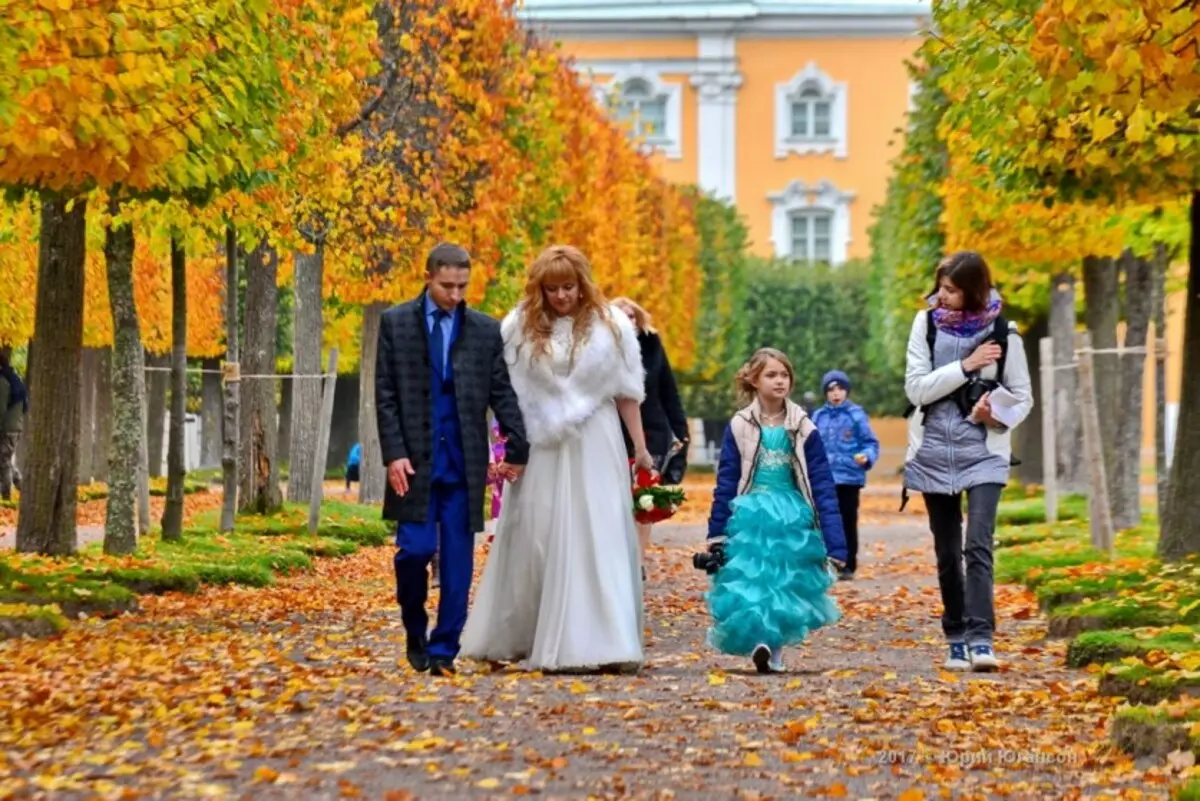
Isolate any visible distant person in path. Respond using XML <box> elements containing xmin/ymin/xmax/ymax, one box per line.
<box><xmin>902</xmin><ymin>251</ymin><xmax>1032</xmax><ymax>673</ymax></box>
<box><xmin>345</xmin><ymin>442</ymin><xmax>361</xmax><ymax>492</ymax></box>
<box><xmin>812</xmin><ymin>370</ymin><xmax>880</xmax><ymax>581</ymax></box>
<box><xmin>0</xmin><ymin>347</ymin><xmax>26</xmax><ymax>501</ymax></box>
<box><xmin>375</xmin><ymin>243</ymin><xmax>529</xmax><ymax>678</ymax></box>
<box><xmin>612</xmin><ymin>297</ymin><xmax>689</xmax><ymax>579</ymax></box>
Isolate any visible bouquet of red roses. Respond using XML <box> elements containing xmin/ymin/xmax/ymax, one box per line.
<box><xmin>630</xmin><ymin>464</ymin><xmax>686</xmax><ymax>524</ymax></box>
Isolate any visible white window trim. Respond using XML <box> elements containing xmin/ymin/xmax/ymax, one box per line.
<box><xmin>774</xmin><ymin>62</ymin><xmax>848</xmax><ymax>160</ymax></box>
<box><xmin>591</xmin><ymin>67</ymin><xmax>683</xmax><ymax>160</ymax></box>
<box><xmin>768</xmin><ymin>179</ymin><xmax>855</xmax><ymax>265</ymax></box>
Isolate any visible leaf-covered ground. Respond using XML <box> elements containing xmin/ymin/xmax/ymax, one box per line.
<box><xmin>0</xmin><ymin>502</ymin><xmax>1187</xmax><ymax>799</ymax></box>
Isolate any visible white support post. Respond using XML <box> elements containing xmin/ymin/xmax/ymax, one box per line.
<box><xmin>308</xmin><ymin>349</ymin><xmax>339</xmax><ymax>535</ymax></box>
<box><xmin>1039</xmin><ymin>337</ymin><xmax>1058</xmax><ymax>524</ymax></box>
<box><xmin>1076</xmin><ymin>332</ymin><xmax>1115</xmax><ymax>554</ymax></box>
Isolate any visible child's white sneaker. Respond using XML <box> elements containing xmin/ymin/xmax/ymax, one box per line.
<box><xmin>943</xmin><ymin>641</ymin><xmax>971</xmax><ymax>671</ymax></box>
<box><xmin>752</xmin><ymin>644</ymin><xmax>785</xmax><ymax>674</ymax></box>
<box><xmin>969</xmin><ymin>642</ymin><xmax>999</xmax><ymax>672</ymax></box>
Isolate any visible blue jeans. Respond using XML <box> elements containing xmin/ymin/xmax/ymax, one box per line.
<box><xmin>393</xmin><ymin>481</ymin><xmax>473</xmax><ymax>660</ymax></box>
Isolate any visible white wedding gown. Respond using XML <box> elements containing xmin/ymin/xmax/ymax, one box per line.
<box><xmin>461</xmin><ymin>311</ymin><xmax>645</xmax><ymax>672</ymax></box>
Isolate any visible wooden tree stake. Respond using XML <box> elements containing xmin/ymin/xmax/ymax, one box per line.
<box><xmin>1039</xmin><ymin>337</ymin><xmax>1058</xmax><ymax>524</ymax></box>
<box><xmin>1076</xmin><ymin>331</ymin><xmax>1115</xmax><ymax>554</ymax></box>
<box><xmin>309</xmin><ymin>349</ymin><xmax>339</xmax><ymax>535</ymax></box>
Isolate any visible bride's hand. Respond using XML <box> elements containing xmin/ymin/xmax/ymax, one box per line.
<box><xmin>634</xmin><ymin>448</ymin><xmax>655</xmax><ymax>473</ymax></box>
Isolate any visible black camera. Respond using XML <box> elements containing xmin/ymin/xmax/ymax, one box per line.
<box><xmin>692</xmin><ymin>541</ymin><xmax>726</xmax><ymax>575</ymax></box>
<box><xmin>954</xmin><ymin>376</ymin><xmax>1000</xmax><ymax>418</ymax></box>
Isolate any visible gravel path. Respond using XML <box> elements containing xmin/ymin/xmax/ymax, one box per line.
<box><xmin>0</xmin><ymin>510</ymin><xmax>1173</xmax><ymax>799</ymax></box>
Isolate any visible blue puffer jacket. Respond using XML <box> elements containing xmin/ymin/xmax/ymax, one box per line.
<box><xmin>812</xmin><ymin>400</ymin><xmax>879</xmax><ymax>487</ymax></box>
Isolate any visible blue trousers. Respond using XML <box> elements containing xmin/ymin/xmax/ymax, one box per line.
<box><xmin>393</xmin><ymin>481</ymin><xmax>473</xmax><ymax>660</ymax></box>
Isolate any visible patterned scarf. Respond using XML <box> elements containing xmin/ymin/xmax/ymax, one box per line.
<box><xmin>929</xmin><ymin>290</ymin><xmax>1003</xmax><ymax>338</ymax></box>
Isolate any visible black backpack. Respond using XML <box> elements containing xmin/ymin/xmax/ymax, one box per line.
<box><xmin>903</xmin><ymin>309</ymin><xmax>1009</xmax><ymax>424</ymax></box>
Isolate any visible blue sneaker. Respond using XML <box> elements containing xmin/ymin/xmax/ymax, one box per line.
<box><xmin>969</xmin><ymin>643</ymin><xmax>999</xmax><ymax>672</ymax></box>
<box><xmin>944</xmin><ymin>641</ymin><xmax>970</xmax><ymax>671</ymax></box>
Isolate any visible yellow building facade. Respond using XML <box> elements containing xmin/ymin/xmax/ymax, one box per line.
<box><xmin>519</xmin><ymin>0</ymin><xmax>929</xmax><ymax>261</ymax></box>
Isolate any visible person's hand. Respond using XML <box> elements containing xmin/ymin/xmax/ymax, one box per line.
<box><xmin>502</xmin><ymin>463</ymin><xmax>525</xmax><ymax>482</ymax></box>
<box><xmin>388</xmin><ymin>459</ymin><xmax>415</xmax><ymax>496</ymax></box>
<box><xmin>853</xmin><ymin>453</ymin><xmax>869</xmax><ymax>466</ymax></box>
<box><xmin>970</xmin><ymin>392</ymin><xmax>995</xmax><ymax>426</ymax></box>
<box><xmin>633</xmin><ymin>447</ymin><xmax>655</xmax><ymax>473</ymax></box>
<box><xmin>962</xmin><ymin>341</ymin><xmax>1003</xmax><ymax>373</ymax></box>
<box><xmin>669</xmin><ymin>438</ymin><xmax>688</xmax><ymax>454</ymax></box>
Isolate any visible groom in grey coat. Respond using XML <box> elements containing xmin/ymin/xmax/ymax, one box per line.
<box><xmin>375</xmin><ymin>243</ymin><xmax>529</xmax><ymax>676</ymax></box>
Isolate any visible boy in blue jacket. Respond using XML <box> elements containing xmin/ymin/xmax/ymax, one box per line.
<box><xmin>812</xmin><ymin>370</ymin><xmax>879</xmax><ymax>580</ymax></box>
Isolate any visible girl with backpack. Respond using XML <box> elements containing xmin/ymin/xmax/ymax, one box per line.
<box><xmin>903</xmin><ymin>251</ymin><xmax>1033</xmax><ymax>672</ymax></box>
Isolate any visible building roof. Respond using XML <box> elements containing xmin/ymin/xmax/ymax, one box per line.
<box><xmin>517</xmin><ymin>0</ymin><xmax>931</xmax><ymax>23</ymax></box>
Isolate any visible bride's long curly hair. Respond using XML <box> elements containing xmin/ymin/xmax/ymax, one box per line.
<box><xmin>519</xmin><ymin>245</ymin><xmax>619</xmax><ymax>365</ymax></box>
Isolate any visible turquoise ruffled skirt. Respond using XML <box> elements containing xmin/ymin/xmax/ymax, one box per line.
<box><xmin>706</xmin><ymin>487</ymin><xmax>840</xmax><ymax>655</ymax></box>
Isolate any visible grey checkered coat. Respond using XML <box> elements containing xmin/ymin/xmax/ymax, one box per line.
<box><xmin>375</xmin><ymin>292</ymin><xmax>529</xmax><ymax>532</ymax></box>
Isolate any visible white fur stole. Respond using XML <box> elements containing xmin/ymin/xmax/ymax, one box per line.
<box><xmin>501</xmin><ymin>303</ymin><xmax>645</xmax><ymax>446</ymax></box>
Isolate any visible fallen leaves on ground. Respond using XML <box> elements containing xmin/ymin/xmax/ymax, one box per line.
<box><xmin>0</xmin><ymin>507</ymin><xmax>1182</xmax><ymax>799</ymax></box>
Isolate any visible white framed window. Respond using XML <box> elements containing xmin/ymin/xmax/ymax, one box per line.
<box><xmin>615</xmin><ymin>78</ymin><xmax>668</xmax><ymax>141</ymax></box>
<box><xmin>768</xmin><ymin>179</ymin><xmax>855</xmax><ymax>265</ymax></box>
<box><xmin>591</xmin><ymin>68</ymin><xmax>683</xmax><ymax>160</ymax></box>
<box><xmin>789</xmin><ymin>211</ymin><xmax>834</xmax><ymax>264</ymax></box>
<box><xmin>775</xmin><ymin>62</ymin><xmax>848</xmax><ymax>159</ymax></box>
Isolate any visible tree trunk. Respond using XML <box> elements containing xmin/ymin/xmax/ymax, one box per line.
<box><xmin>16</xmin><ymin>194</ymin><xmax>86</xmax><ymax>556</ymax></box>
<box><xmin>1112</xmin><ymin>251</ymin><xmax>1152</xmax><ymax>529</ymax></box>
<box><xmin>277</xmin><ymin>377</ymin><xmax>293</xmax><ymax>470</ymax></box>
<box><xmin>137</xmin><ymin>357</ymin><xmax>151</xmax><ymax>534</ymax></box>
<box><xmin>103</xmin><ymin>203</ymin><xmax>145</xmax><ymax>555</ymax></box>
<box><xmin>146</xmin><ymin>351</ymin><xmax>169</xmax><ymax>478</ymax></box>
<box><xmin>200</xmin><ymin>357</ymin><xmax>222</xmax><ymax>468</ymax></box>
<box><xmin>92</xmin><ymin>347</ymin><xmax>112</xmax><ymax>483</ymax></box>
<box><xmin>1049</xmin><ymin>271</ymin><xmax>1085</xmax><ymax>493</ymax></box>
<box><xmin>239</xmin><ymin>239</ymin><xmax>282</xmax><ymax>515</ymax></box>
<box><xmin>1081</xmin><ymin>255</ymin><xmax>1121</xmax><ymax>512</ymax></box>
<box><xmin>1153</xmin><ymin>244</ymin><xmax>1169</xmax><ymax>526</ymax></box>
<box><xmin>161</xmin><ymin>238</ymin><xmax>188</xmax><ymax>540</ymax></box>
<box><xmin>287</xmin><ymin>245</ymin><xmax>326</xmax><ymax>504</ymax></box>
<box><xmin>1014</xmin><ymin>315</ymin><xmax>1047</xmax><ymax>485</ymax></box>
<box><xmin>358</xmin><ymin>301</ymin><xmax>386</xmax><ymax>505</ymax></box>
<box><xmin>220</xmin><ymin>228</ymin><xmax>240</xmax><ymax>532</ymax></box>
<box><xmin>1160</xmin><ymin>191</ymin><xmax>1200</xmax><ymax>560</ymax></box>
<box><xmin>78</xmin><ymin>347</ymin><xmax>98</xmax><ymax>483</ymax></box>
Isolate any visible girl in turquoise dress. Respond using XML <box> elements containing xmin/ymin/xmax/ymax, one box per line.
<box><xmin>704</xmin><ymin>348</ymin><xmax>848</xmax><ymax>673</ymax></box>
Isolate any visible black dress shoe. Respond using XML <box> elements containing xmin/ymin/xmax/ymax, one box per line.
<box><xmin>429</xmin><ymin>658</ymin><xmax>456</xmax><ymax>677</ymax></box>
<box><xmin>837</xmin><ymin>570</ymin><xmax>855</xmax><ymax>581</ymax></box>
<box><xmin>406</xmin><ymin>639</ymin><xmax>430</xmax><ymax>673</ymax></box>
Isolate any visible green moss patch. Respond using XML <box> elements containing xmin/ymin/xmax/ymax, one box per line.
<box><xmin>1047</xmin><ymin>590</ymin><xmax>1200</xmax><ymax>638</ymax></box>
<box><xmin>187</xmin><ymin>500</ymin><xmax>391</xmax><ymax>547</ymax></box>
<box><xmin>0</xmin><ymin>561</ymin><xmax>138</xmax><ymax>618</ymax></box>
<box><xmin>1067</xmin><ymin>626</ymin><xmax>1200</xmax><ymax>668</ymax></box>
<box><xmin>1174</xmin><ymin>778</ymin><xmax>1200</xmax><ymax>801</ymax></box>
<box><xmin>1111</xmin><ymin>701</ymin><xmax>1200</xmax><ymax>760</ymax></box>
<box><xmin>0</xmin><ymin>602</ymin><xmax>69</xmax><ymax>640</ymax></box>
<box><xmin>0</xmin><ymin>499</ymin><xmax>388</xmax><ymax>638</ymax></box>
<box><xmin>995</xmin><ymin>493</ymin><xmax>1088</xmax><ymax>527</ymax></box>
<box><xmin>1099</xmin><ymin>660</ymin><xmax>1200</xmax><ymax>705</ymax></box>
<box><xmin>995</xmin><ymin>524</ymin><xmax>1158</xmax><ymax>587</ymax></box>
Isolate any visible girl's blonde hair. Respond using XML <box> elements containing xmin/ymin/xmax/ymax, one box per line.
<box><xmin>611</xmin><ymin>297</ymin><xmax>656</xmax><ymax>335</ymax></box>
<box><xmin>734</xmin><ymin>347</ymin><xmax>796</xmax><ymax>405</ymax></box>
<box><xmin>519</xmin><ymin>245</ymin><xmax>619</xmax><ymax>363</ymax></box>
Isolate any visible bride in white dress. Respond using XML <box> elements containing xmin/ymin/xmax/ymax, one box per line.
<box><xmin>460</xmin><ymin>245</ymin><xmax>655</xmax><ymax>672</ymax></box>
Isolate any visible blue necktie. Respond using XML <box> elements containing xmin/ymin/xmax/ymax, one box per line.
<box><xmin>431</xmin><ymin>309</ymin><xmax>449</xmax><ymax>379</ymax></box>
